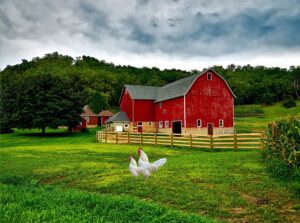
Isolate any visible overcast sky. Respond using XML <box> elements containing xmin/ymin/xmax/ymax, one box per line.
<box><xmin>1</xmin><ymin>0</ymin><xmax>300</xmax><ymax>70</ymax></box>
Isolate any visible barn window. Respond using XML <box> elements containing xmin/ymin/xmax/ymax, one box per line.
<box><xmin>148</xmin><ymin>122</ymin><xmax>152</xmax><ymax>126</ymax></box>
<box><xmin>124</xmin><ymin>123</ymin><xmax>129</xmax><ymax>129</ymax></box>
<box><xmin>160</xmin><ymin>102</ymin><xmax>163</xmax><ymax>108</ymax></box>
<box><xmin>207</xmin><ymin>72</ymin><xmax>212</xmax><ymax>80</ymax></box>
<box><xmin>165</xmin><ymin>121</ymin><xmax>169</xmax><ymax>128</ymax></box>
<box><xmin>219</xmin><ymin>119</ymin><xmax>224</xmax><ymax>128</ymax></box>
<box><xmin>159</xmin><ymin>121</ymin><xmax>163</xmax><ymax>128</ymax></box>
<box><xmin>197</xmin><ymin>119</ymin><xmax>202</xmax><ymax>128</ymax></box>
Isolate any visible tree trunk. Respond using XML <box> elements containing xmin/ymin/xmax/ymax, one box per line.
<box><xmin>42</xmin><ymin>126</ymin><xmax>46</xmax><ymax>135</ymax></box>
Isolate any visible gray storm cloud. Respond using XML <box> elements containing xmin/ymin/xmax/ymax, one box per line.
<box><xmin>0</xmin><ymin>0</ymin><xmax>300</xmax><ymax>69</ymax></box>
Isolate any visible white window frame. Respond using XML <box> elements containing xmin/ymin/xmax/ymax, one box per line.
<box><xmin>159</xmin><ymin>121</ymin><xmax>163</xmax><ymax>128</ymax></box>
<box><xmin>219</xmin><ymin>119</ymin><xmax>224</xmax><ymax>128</ymax></box>
<box><xmin>207</xmin><ymin>72</ymin><xmax>212</xmax><ymax>80</ymax></box>
<box><xmin>197</xmin><ymin>119</ymin><xmax>202</xmax><ymax>128</ymax></box>
<box><xmin>124</xmin><ymin>123</ymin><xmax>129</xmax><ymax>129</ymax></box>
<box><xmin>160</xmin><ymin>102</ymin><xmax>163</xmax><ymax>108</ymax></box>
<box><xmin>165</xmin><ymin>121</ymin><xmax>169</xmax><ymax>128</ymax></box>
<box><xmin>148</xmin><ymin>122</ymin><xmax>152</xmax><ymax>126</ymax></box>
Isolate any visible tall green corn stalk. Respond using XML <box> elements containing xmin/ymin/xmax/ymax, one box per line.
<box><xmin>264</xmin><ymin>116</ymin><xmax>300</xmax><ymax>169</ymax></box>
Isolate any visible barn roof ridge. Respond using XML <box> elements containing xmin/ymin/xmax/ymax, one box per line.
<box><xmin>120</xmin><ymin>68</ymin><xmax>236</xmax><ymax>103</ymax></box>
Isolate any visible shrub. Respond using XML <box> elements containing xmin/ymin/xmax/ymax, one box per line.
<box><xmin>260</xmin><ymin>93</ymin><xmax>276</xmax><ymax>105</ymax></box>
<box><xmin>263</xmin><ymin>116</ymin><xmax>300</xmax><ymax>180</ymax></box>
<box><xmin>282</xmin><ymin>98</ymin><xmax>296</xmax><ymax>108</ymax></box>
<box><xmin>234</xmin><ymin>105</ymin><xmax>264</xmax><ymax>117</ymax></box>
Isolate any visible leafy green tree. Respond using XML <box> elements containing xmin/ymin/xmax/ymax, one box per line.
<box><xmin>90</xmin><ymin>91</ymin><xmax>109</xmax><ymax>114</ymax></box>
<box><xmin>13</xmin><ymin>73</ymin><xmax>85</xmax><ymax>134</ymax></box>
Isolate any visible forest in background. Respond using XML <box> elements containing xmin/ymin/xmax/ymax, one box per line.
<box><xmin>1</xmin><ymin>52</ymin><xmax>299</xmax><ymax>113</ymax></box>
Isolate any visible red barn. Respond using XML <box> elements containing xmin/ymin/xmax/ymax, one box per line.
<box><xmin>116</xmin><ymin>69</ymin><xmax>235</xmax><ymax>135</ymax></box>
<box><xmin>98</xmin><ymin>110</ymin><xmax>114</xmax><ymax>126</ymax></box>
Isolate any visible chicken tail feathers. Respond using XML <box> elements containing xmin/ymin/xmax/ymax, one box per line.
<box><xmin>153</xmin><ymin>158</ymin><xmax>167</xmax><ymax>168</ymax></box>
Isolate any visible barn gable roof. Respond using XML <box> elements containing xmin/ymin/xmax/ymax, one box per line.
<box><xmin>119</xmin><ymin>69</ymin><xmax>236</xmax><ymax>103</ymax></box>
<box><xmin>106</xmin><ymin>111</ymin><xmax>129</xmax><ymax>123</ymax></box>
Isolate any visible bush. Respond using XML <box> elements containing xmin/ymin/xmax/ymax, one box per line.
<box><xmin>282</xmin><ymin>98</ymin><xmax>296</xmax><ymax>108</ymax></box>
<box><xmin>234</xmin><ymin>105</ymin><xmax>263</xmax><ymax>117</ymax></box>
<box><xmin>260</xmin><ymin>93</ymin><xmax>276</xmax><ymax>105</ymax></box>
<box><xmin>263</xmin><ymin>116</ymin><xmax>300</xmax><ymax>180</ymax></box>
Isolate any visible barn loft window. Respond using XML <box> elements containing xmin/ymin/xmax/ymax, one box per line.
<box><xmin>160</xmin><ymin>102</ymin><xmax>163</xmax><ymax>108</ymax></box>
<box><xmin>159</xmin><ymin>121</ymin><xmax>163</xmax><ymax>128</ymax></box>
<box><xmin>219</xmin><ymin>119</ymin><xmax>224</xmax><ymax>128</ymax></box>
<box><xmin>207</xmin><ymin>72</ymin><xmax>212</xmax><ymax>80</ymax></box>
<box><xmin>197</xmin><ymin>119</ymin><xmax>202</xmax><ymax>128</ymax></box>
<box><xmin>165</xmin><ymin>121</ymin><xmax>169</xmax><ymax>128</ymax></box>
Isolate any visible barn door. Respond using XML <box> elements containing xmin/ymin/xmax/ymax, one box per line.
<box><xmin>172</xmin><ymin>121</ymin><xmax>182</xmax><ymax>134</ymax></box>
<box><xmin>207</xmin><ymin>123</ymin><xmax>214</xmax><ymax>135</ymax></box>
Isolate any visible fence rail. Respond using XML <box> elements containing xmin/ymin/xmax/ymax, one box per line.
<box><xmin>96</xmin><ymin>131</ymin><xmax>265</xmax><ymax>150</ymax></box>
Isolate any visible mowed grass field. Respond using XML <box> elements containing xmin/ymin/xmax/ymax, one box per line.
<box><xmin>1</xmin><ymin>126</ymin><xmax>300</xmax><ymax>223</ymax></box>
<box><xmin>235</xmin><ymin>102</ymin><xmax>300</xmax><ymax>133</ymax></box>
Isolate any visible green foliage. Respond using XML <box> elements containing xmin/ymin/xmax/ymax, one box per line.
<box><xmin>282</xmin><ymin>97</ymin><xmax>297</xmax><ymax>108</ymax></box>
<box><xmin>1</xmin><ymin>52</ymin><xmax>300</xmax><ymax>109</ymax></box>
<box><xmin>263</xmin><ymin>116</ymin><xmax>300</xmax><ymax>180</ymax></box>
<box><xmin>12</xmin><ymin>73</ymin><xmax>85</xmax><ymax>134</ymax></box>
<box><xmin>90</xmin><ymin>91</ymin><xmax>109</xmax><ymax>114</ymax></box>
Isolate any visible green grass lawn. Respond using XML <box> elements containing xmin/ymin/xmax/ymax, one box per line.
<box><xmin>235</xmin><ymin>102</ymin><xmax>300</xmax><ymax>133</ymax></box>
<box><xmin>0</xmin><ymin>128</ymin><xmax>299</xmax><ymax>223</ymax></box>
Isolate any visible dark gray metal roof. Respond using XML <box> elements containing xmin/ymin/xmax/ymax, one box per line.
<box><xmin>124</xmin><ymin>85</ymin><xmax>158</xmax><ymax>100</ymax></box>
<box><xmin>155</xmin><ymin>73</ymin><xmax>199</xmax><ymax>102</ymax></box>
<box><xmin>119</xmin><ymin>69</ymin><xmax>236</xmax><ymax>103</ymax></box>
<box><xmin>105</xmin><ymin>111</ymin><xmax>129</xmax><ymax>123</ymax></box>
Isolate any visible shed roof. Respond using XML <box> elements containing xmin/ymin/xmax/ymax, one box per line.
<box><xmin>81</xmin><ymin>110</ymin><xmax>97</xmax><ymax>117</ymax></box>
<box><xmin>106</xmin><ymin>111</ymin><xmax>129</xmax><ymax>123</ymax></box>
<box><xmin>98</xmin><ymin>110</ymin><xmax>114</xmax><ymax>117</ymax></box>
<box><xmin>119</xmin><ymin>69</ymin><xmax>236</xmax><ymax>103</ymax></box>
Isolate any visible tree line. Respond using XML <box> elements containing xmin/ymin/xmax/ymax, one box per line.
<box><xmin>0</xmin><ymin>52</ymin><xmax>299</xmax><ymax>133</ymax></box>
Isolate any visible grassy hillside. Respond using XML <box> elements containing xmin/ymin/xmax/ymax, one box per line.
<box><xmin>1</xmin><ymin>128</ymin><xmax>299</xmax><ymax>222</ymax></box>
<box><xmin>235</xmin><ymin>102</ymin><xmax>300</xmax><ymax>133</ymax></box>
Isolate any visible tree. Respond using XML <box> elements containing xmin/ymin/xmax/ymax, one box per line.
<box><xmin>90</xmin><ymin>91</ymin><xmax>109</xmax><ymax>114</ymax></box>
<box><xmin>13</xmin><ymin>73</ymin><xmax>85</xmax><ymax>134</ymax></box>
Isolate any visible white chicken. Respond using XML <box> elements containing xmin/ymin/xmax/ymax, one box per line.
<box><xmin>137</xmin><ymin>148</ymin><xmax>167</xmax><ymax>173</ymax></box>
<box><xmin>128</xmin><ymin>156</ymin><xmax>150</xmax><ymax>178</ymax></box>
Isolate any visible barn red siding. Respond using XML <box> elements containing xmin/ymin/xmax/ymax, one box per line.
<box><xmin>87</xmin><ymin>116</ymin><xmax>98</xmax><ymax>125</ymax></box>
<box><xmin>101</xmin><ymin>116</ymin><xmax>109</xmax><ymax>125</ymax></box>
<box><xmin>120</xmin><ymin>89</ymin><xmax>133</xmax><ymax>121</ymax></box>
<box><xmin>185</xmin><ymin>71</ymin><xmax>233</xmax><ymax>128</ymax></box>
<box><xmin>154</xmin><ymin>97</ymin><xmax>184</xmax><ymax>127</ymax></box>
<box><xmin>134</xmin><ymin>100</ymin><xmax>155</xmax><ymax>121</ymax></box>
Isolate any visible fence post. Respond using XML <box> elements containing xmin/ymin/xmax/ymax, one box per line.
<box><xmin>234</xmin><ymin>133</ymin><xmax>237</xmax><ymax>149</ymax></box>
<box><xmin>210</xmin><ymin>135</ymin><xmax>213</xmax><ymax>151</ymax></box>
<box><xmin>189</xmin><ymin>134</ymin><xmax>192</xmax><ymax>148</ymax></box>
<box><xmin>127</xmin><ymin>131</ymin><xmax>130</xmax><ymax>144</ymax></box>
<box><xmin>105</xmin><ymin>131</ymin><xmax>107</xmax><ymax>144</ymax></box>
<box><xmin>115</xmin><ymin>132</ymin><xmax>118</xmax><ymax>144</ymax></box>
<box><xmin>155</xmin><ymin>133</ymin><xmax>157</xmax><ymax>146</ymax></box>
<box><xmin>170</xmin><ymin>133</ymin><xmax>173</xmax><ymax>147</ymax></box>
<box><xmin>140</xmin><ymin>133</ymin><xmax>143</xmax><ymax>145</ymax></box>
<box><xmin>260</xmin><ymin>133</ymin><xmax>264</xmax><ymax>149</ymax></box>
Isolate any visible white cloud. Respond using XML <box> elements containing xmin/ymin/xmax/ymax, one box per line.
<box><xmin>0</xmin><ymin>0</ymin><xmax>300</xmax><ymax>70</ymax></box>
